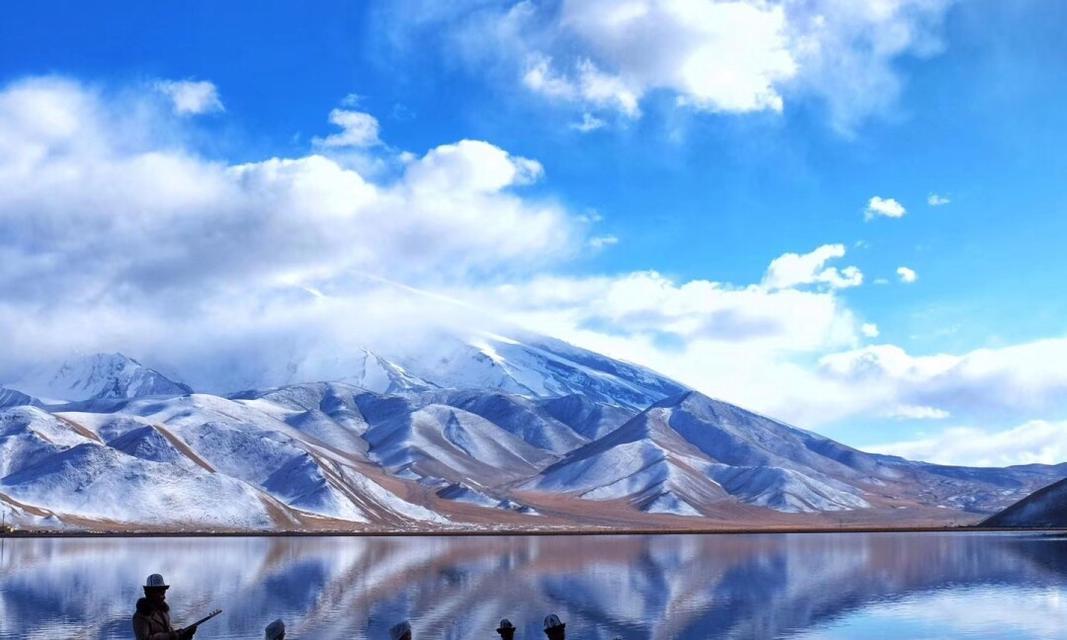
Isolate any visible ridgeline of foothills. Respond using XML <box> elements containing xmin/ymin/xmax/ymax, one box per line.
<box><xmin>0</xmin><ymin>331</ymin><xmax>1062</xmax><ymax>532</ymax></box>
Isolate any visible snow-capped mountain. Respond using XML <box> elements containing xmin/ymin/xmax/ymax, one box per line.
<box><xmin>1</xmin><ymin>346</ymin><xmax>1064</xmax><ymax>532</ymax></box>
<box><xmin>6</xmin><ymin>353</ymin><xmax>191</xmax><ymax>403</ymax></box>
<box><xmin>190</xmin><ymin>331</ymin><xmax>688</xmax><ymax>411</ymax></box>
<box><xmin>532</xmin><ymin>392</ymin><xmax>871</xmax><ymax>514</ymax></box>
<box><xmin>377</xmin><ymin>332</ymin><xmax>688</xmax><ymax>410</ymax></box>
<box><xmin>0</xmin><ymin>386</ymin><xmax>39</xmax><ymax>408</ymax></box>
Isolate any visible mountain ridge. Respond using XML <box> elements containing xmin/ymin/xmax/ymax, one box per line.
<box><xmin>0</xmin><ymin>343</ymin><xmax>1063</xmax><ymax>531</ymax></box>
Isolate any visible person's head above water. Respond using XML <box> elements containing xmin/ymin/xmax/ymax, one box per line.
<box><xmin>142</xmin><ymin>573</ymin><xmax>169</xmax><ymax>604</ymax></box>
<box><xmin>389</xmin><ymin>620</ymin><xmax>412</xmax><ymax>640</ymax></box>
<box><xmin>544</xmin><ymin>613</ymin><xmax>565</xmax><ymax>640</ymax></box>
<box><xmin>497</xmin><ymin>618</ymin><xmax>516</xmax><ymax>639</ymax></box>
<box><xmin>265</xmin><ymin>618</ymin><xmax>286</xmax><ymax>640</ymax></box>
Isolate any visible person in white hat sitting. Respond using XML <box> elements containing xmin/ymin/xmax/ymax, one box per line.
<box><xmin>132</xmin><ymin>573</ymin><xmax>197</xmax><ymax>640</ymax></box>
<box><xmin>544</xmin><ymin>613</ymin><xmax>566</xmax><ymax>640</ymax></box>
<box><xmin>496</xmin><ymin>618</ymin><xmax>516</xmax><ymax>640</ymax></box>
<box><xmin>265</xmin><ymin>618</ymin><xmax>286</xmax><ymax>640</ymax></box>
<box><xmin>389</xmin><ymin>619</ymin><xmax>412</xmax><ymax>640</ymax></box>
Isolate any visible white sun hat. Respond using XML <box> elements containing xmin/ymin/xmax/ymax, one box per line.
<box><xmin>144</xmin><ymin>574</ymin><xmax>169</xmax><ymax>589</ymax></box>
<box><xmin>265</xmin><ymin>618</ymin><xmax>285</xmax><ymax>640</ymax></box>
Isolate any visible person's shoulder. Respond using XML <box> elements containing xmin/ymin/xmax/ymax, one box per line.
<box><xmin>134</xmin><ymin>597</ymin><xmax>152</xmax><ymax>617</ymax></box>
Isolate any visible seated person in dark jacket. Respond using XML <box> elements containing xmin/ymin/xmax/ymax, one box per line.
<box><xmin>265</xmin><ymin>618</ymin><xmax>286</xmax><ymax>639</ymax></box>
<box><xmin>132</xmin><ymin>573</ymin><xmax>197</xmax><ymax>640</ymax></box>
<box><xmin>544</xmin><ymin>614</ymin><xmax>566</xmax><ymax>640</ymax></box>
<box><xmin>496</xmin><ymin>618</ymin><xmax>516</xmax><ymax>640</ymax></box>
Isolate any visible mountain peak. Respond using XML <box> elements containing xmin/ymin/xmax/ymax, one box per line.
<box><xmin>8</xmin><ymin>353</ymin><xmax>192</xmax><ymax>403</ymax></box>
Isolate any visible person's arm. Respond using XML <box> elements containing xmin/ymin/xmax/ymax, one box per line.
<box><xmin>132</xmin><ymin>616</ymin><xmax>180</xmax><ymax>640</ymax></box>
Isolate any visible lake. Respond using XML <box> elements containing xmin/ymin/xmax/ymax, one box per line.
<box><xmin>2</xmin><ymin>532</ymin><xmax>1066</xmax><ymax>639</ymax></box>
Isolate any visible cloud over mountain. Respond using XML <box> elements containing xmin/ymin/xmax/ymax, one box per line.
<box><xmin>0</xmin><ymin>76</ymin><xmax>579</xmax><ymax>376</ymax></box>
<box><xmin>3</xmin><ymin>73</ymin><xmax>1066</xmax><ymax>468</ymax></box>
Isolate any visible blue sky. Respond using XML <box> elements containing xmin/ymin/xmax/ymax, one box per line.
<box><xmin>1</xmin><ymin>0</ymin><xmax>1066</xmax><ymax>463</ymax></box>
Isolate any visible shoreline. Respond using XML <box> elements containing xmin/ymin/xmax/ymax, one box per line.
<box><xmin>3</xmin><ymin>525</ymin><xmax>1064</xmax><ymax>539</ymax></box>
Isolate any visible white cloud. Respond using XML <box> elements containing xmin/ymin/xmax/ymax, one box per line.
<box><xmin>523</xmin><ymin>55</ymin><xmax>642</xmax><ymax>117</ymax></box>
<box><xmin>873</xmin><ymin>419</ymin><xmax>1067</xmax><ymax>466</ymax></box>
<box><xmin>588</xmin><ymin>235</ymin><xmax>618</xmax><ymax>249</ymax></box>
<box><xmin>886</xmin><ymin>404</ymin><xmax>949</xmax><ymax>420</ymax></box>
<box><xmin>927</xmin><ymin>193</ymin><xmax>950</xmax><ymax>206</ymax></box>
<box><xmin>897</xmin><ymin>266</ymin><xmax>917</xmax><ymax>283</ymax></box>
<box><xmin>386</xmin><ymin>0</ymin><xmax>955</xmax><ymax>131</ymax></box>
<box><xmin>865</xmin><ymin>196</ymin><xmax>906</xmax><ymax>220</ymax></box>
<box><xmin>782</xmin><ymin>0</ymin><xmax>955</xmax><ymax>133</ymax></box>
<box><xmin>340</xmin><ymin>93</ymin><xmax>364</xmax><ymax>107</ymax></box>
<box><xmin>762</xmin><ymin>244</ymin><xmax>863</xmax><ymax>290</ymax></box>
<box><xmin>861</xmin><ymin>322</ymin><xmax>879</xmax><ymax>338</ymax></box>
<box><xmin>818</xmin><ymin>339</ymin><xmax>1067</xmax><ymax>423</ymax></box>
<box><xmin>401</xmin><ymin>139</ymin><xmax>544</xmax><ymax>193</ymax></box>
<box><xmin>530</xmin><ymin>0</ymin><xmax>796</xmax><ymax>115</ymax></box>
<box><xmin>571</xmin><ymin>112</ymin><xmax>607</xmax><ymax>132</ymax></box>
<box><xmin>314</xmin><ymin>108</ymin><xmax>381</xmax><ymax>148</ymax></box>
<box><xmin>154</xmin><ymin>79</ymin><xmax>224</xmax><ymax>115</ymax></box>
<box><xmin>0</xmin><ymin>77</ymin><xmax>577</xmax><ymax>379</ymax></box>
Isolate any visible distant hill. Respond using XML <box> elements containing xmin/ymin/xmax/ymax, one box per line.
<box><xmin>982</xmin><ymin>477</ymin><xmax>1067</xmax><ymax>527</ymax></box>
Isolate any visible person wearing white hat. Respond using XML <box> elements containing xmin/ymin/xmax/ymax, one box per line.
<box><xmin>496</xmin><ymin>618</ymin><xmax>516</xmax><ymax>640</ymax></box>
<box><xmin>389</xmin><ymin>620</ymin><xmax>412</xmax><ymax>640</ymax></box>
<box><xmin>265</xmin><ymin>618</ymin><xmax>286</xmax><ymax>640</ymax></box>
<box><xmin>132</xmin><ymin>573</ymin><xmax>197</xmax><ymax>640</ymax></box>
<box><xmin>544</xmin><ymin>613</ymin><xmax>566</xmax><ymax>640</ymax></box>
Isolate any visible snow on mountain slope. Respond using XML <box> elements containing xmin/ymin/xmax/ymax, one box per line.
<box><xmin>356</xmin><ymin>395</ymin><xmax>558</xmax><ymax>486</ymax></box>
<box><xmin>433</xmin><ymin>390</ymin><xmax>590</xmax><ymax>454</ymax></box>
<box><xmin>533</xmin><ymin>393</ymin><xmax>873</xmax><ymax>514</ymax></box>
<box><xmin>660</xmin><ymin>392</ymin><xmax>889</xmax><ymax>485</ymax></box>
<box><xmin>6</xmin><ymin>353</ymin><xmax>192</xmax><ymax>403</ymax></box>
<box><xmin>106</xmin><ymin>425</ymin><xmax>188</xmax><ymax>465</ymax></box>
<box><xmin>387</xmin><ymin>332</ymin><xmax>687</xmax><ymax>410</ymax></box>
<box><xmin>168</xmin><ymin>326</ymin><xmax>685</xmax><ymax>410</ymax></box>
<box><xmin>1</xmin><ymin>442</ymin><xmax>277</xmax><ymax>528</ymax></box>
<box><xmin>0</xmin><ymin>392</ymin><xmax>451</xmax><ymax>528</ymax></box>
<box><xmin>0</xmin><ymin>387</ymin><xmax>39</xmax><ymax>408</ymax></box>
<box><xmin>120</xmin><ymin>394</ymin><xmax>446</xmax><ymax>523</ymax></box>
<box><xmin>231</xmin><ymin>382</ymin><xmax>371</xmax><ymax>454</ymax></box>
<box><xmin>530</xmin><ymin>405</ymin><xmax>732</xmax><ymax>515</ymax></box>
<box><xmin>436</xmin><ymin>482</ymin><xmax>500</xmax><ymax>508</ymax></box>
<box><xmin>0</xmin><ymin>407</ymin><xmax>98</xmax><ymax>478</ymax></box>
<box><xmin>261</xmin><ymin>452</ymin><xmax>371</xmax><ymax>522</ymax></box>
<box><xmin>707</xmin><ymin>464</ymin><xmax>870</xmax><ymax>513</ymax></box>
<box><xmin>340</xmin><ymin>349</ymin><xmax>439</xmax><ymax>394</ymax></box>
<box><xmin>982</xmin><ymin>477</ymin><xmax>1067</xmax><ymax>527</ymax></box>
<box><xmin>535</xmin><ymin>393</ymin><xmax>635</xmax><ymax>440</ymax></box>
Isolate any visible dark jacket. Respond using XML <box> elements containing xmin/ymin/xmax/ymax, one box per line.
<box><xmin>132</xmin><ymin>597</ymin><xmax>180</xmax><ymax>640</ymax></box>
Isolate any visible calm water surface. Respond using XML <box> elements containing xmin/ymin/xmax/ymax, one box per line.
<box><xmin>1</xmin><ymin>532</ymin><xmax>1066</xmax><ymax>639</ymax></box>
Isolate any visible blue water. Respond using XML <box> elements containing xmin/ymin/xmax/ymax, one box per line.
<box><xmin>1</xmin><ymin>532</ymin><xmax>1066</xmax><ymax>639</ymax></box>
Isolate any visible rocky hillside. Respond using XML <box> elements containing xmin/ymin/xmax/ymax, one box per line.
<box><xmin>982</xmin><ymin>477</ymin><xmax>1067</xmax><ymax>528</ymax></box>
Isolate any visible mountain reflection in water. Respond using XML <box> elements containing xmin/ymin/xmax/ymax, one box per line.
<box><xmin>2</xmin><ymin>532</ymin><xmax>1067</xmax><ymax>639</ymax></box>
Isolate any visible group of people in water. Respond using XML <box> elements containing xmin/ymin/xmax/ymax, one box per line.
<box><xmin>132</xmin><ymin>573</ymin><xmax>585</xmax><ymax>639</ymax></box>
